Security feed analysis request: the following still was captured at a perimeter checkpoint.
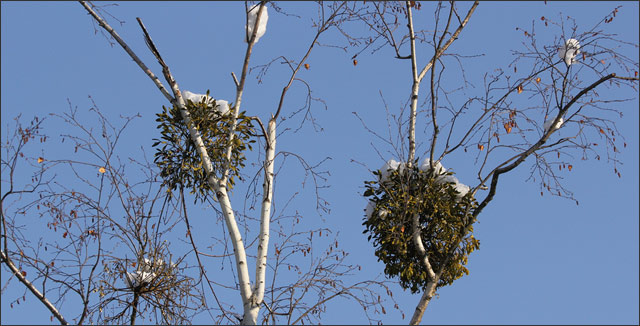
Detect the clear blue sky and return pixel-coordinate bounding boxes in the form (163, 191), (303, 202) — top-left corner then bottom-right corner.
(2, 1), (638, 324)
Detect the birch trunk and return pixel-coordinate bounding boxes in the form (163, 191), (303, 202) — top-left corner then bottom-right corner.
(402, 2), (480, 324)
(216, 188), (253, 311)
(79, 3), (316, 324)
(243, 118), (276, 324)
(406, 1), (419, 166)
(409, 280), (437, 325)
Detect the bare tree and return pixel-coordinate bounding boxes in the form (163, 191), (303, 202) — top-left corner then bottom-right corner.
(0, 1), (399, 325)
(1, 100), (206, 324)
(3, 2), (635, 325)
(79, 0), (337, 322)
(344, 1), (638, 324)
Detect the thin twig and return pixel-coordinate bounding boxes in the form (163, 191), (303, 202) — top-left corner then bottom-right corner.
(78, 1), (173, 102)
(1, 251), (68, 325)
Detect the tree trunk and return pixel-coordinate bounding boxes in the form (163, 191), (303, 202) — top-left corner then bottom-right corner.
(242, 119), (277, 325)
(409, 280), (437, 325)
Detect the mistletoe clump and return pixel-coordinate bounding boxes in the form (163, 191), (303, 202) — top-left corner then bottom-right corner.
(362, 161), (480, 293)
(153, 91), (255, 201)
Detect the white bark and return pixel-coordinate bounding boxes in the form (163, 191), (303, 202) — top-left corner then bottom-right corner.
(78, 1), (173, 103)
(1, 251), (68, 325)
(407, 2), (435, 285)
(403, 2), (480, 324)
(406, 1), (420, 166)
(233, 5), (268, 325)
(172, 67), (256, 325)
(80, 3), (335, 325)
(172, 88), (221, 187)
(147, 6), (267, 320)
(405, 7), (439, 325)
(411, 214), (436, 280)
(223, 2), (266, 186)
(409, 280), (437, 325)
(162, 5), (268, 323)
(245, 118), (276, 323)
(80, 2), (258, 321)
(415, 2), (480, 83)
(217, 187), (253, 309)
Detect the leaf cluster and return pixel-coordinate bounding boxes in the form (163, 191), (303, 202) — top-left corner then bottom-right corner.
(362, 165), (480, 293)
(152, 92), (255, 201)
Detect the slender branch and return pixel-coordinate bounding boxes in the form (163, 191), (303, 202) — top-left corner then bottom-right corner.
(403, 2), (479, 323)
(250, 4), (347, 321)
(1, 251), (68, 325)
(416, 76), (635, 321)
(231, 72), (240, 88)
(474, 73), (620, 219)
(291, 290), (346, 325)
(273, 2), (346, 120)
(78, 1), (173, 102)
(82, 3), (255, 319)
(428, 2), (455, 169)
(81, 0), (222, 190)
(411, 214), (435, 279)
(416, 1), (479, 82)
(250, 119), (276, 313)
(134, 17), (222, 189)
(251, 116), (269, 142)
(406, 1), (419, 165)
(180, 187), (232, 324)
(136, 17), (167, 67)
(222, 2), (265, 186)
(374, 3), (404, 59)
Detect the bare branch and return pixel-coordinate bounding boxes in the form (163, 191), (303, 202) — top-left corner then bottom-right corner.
(1, 251), (68, 325)
(78, 1), (173, 102)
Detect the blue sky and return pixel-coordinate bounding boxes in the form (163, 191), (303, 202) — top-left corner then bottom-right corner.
(1, 1), (638, 324)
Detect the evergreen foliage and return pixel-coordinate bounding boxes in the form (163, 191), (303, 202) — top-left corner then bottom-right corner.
(363, 164), (480, 293)
(152, 91), (255, 201)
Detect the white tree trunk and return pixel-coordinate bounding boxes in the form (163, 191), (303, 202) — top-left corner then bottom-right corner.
(80, 3), (291, 324)
(406, 1), (420, 165)
(216, 188), (254, 310)
(243, 118), (277, 324)
(403, 2), (480, 324)
(411, 214), (436, 280)
(409, 280), (437, 325)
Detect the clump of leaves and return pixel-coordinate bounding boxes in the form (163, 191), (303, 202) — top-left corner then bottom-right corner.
(153, 91), (255, 202)
(363, 164), (480, 293)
